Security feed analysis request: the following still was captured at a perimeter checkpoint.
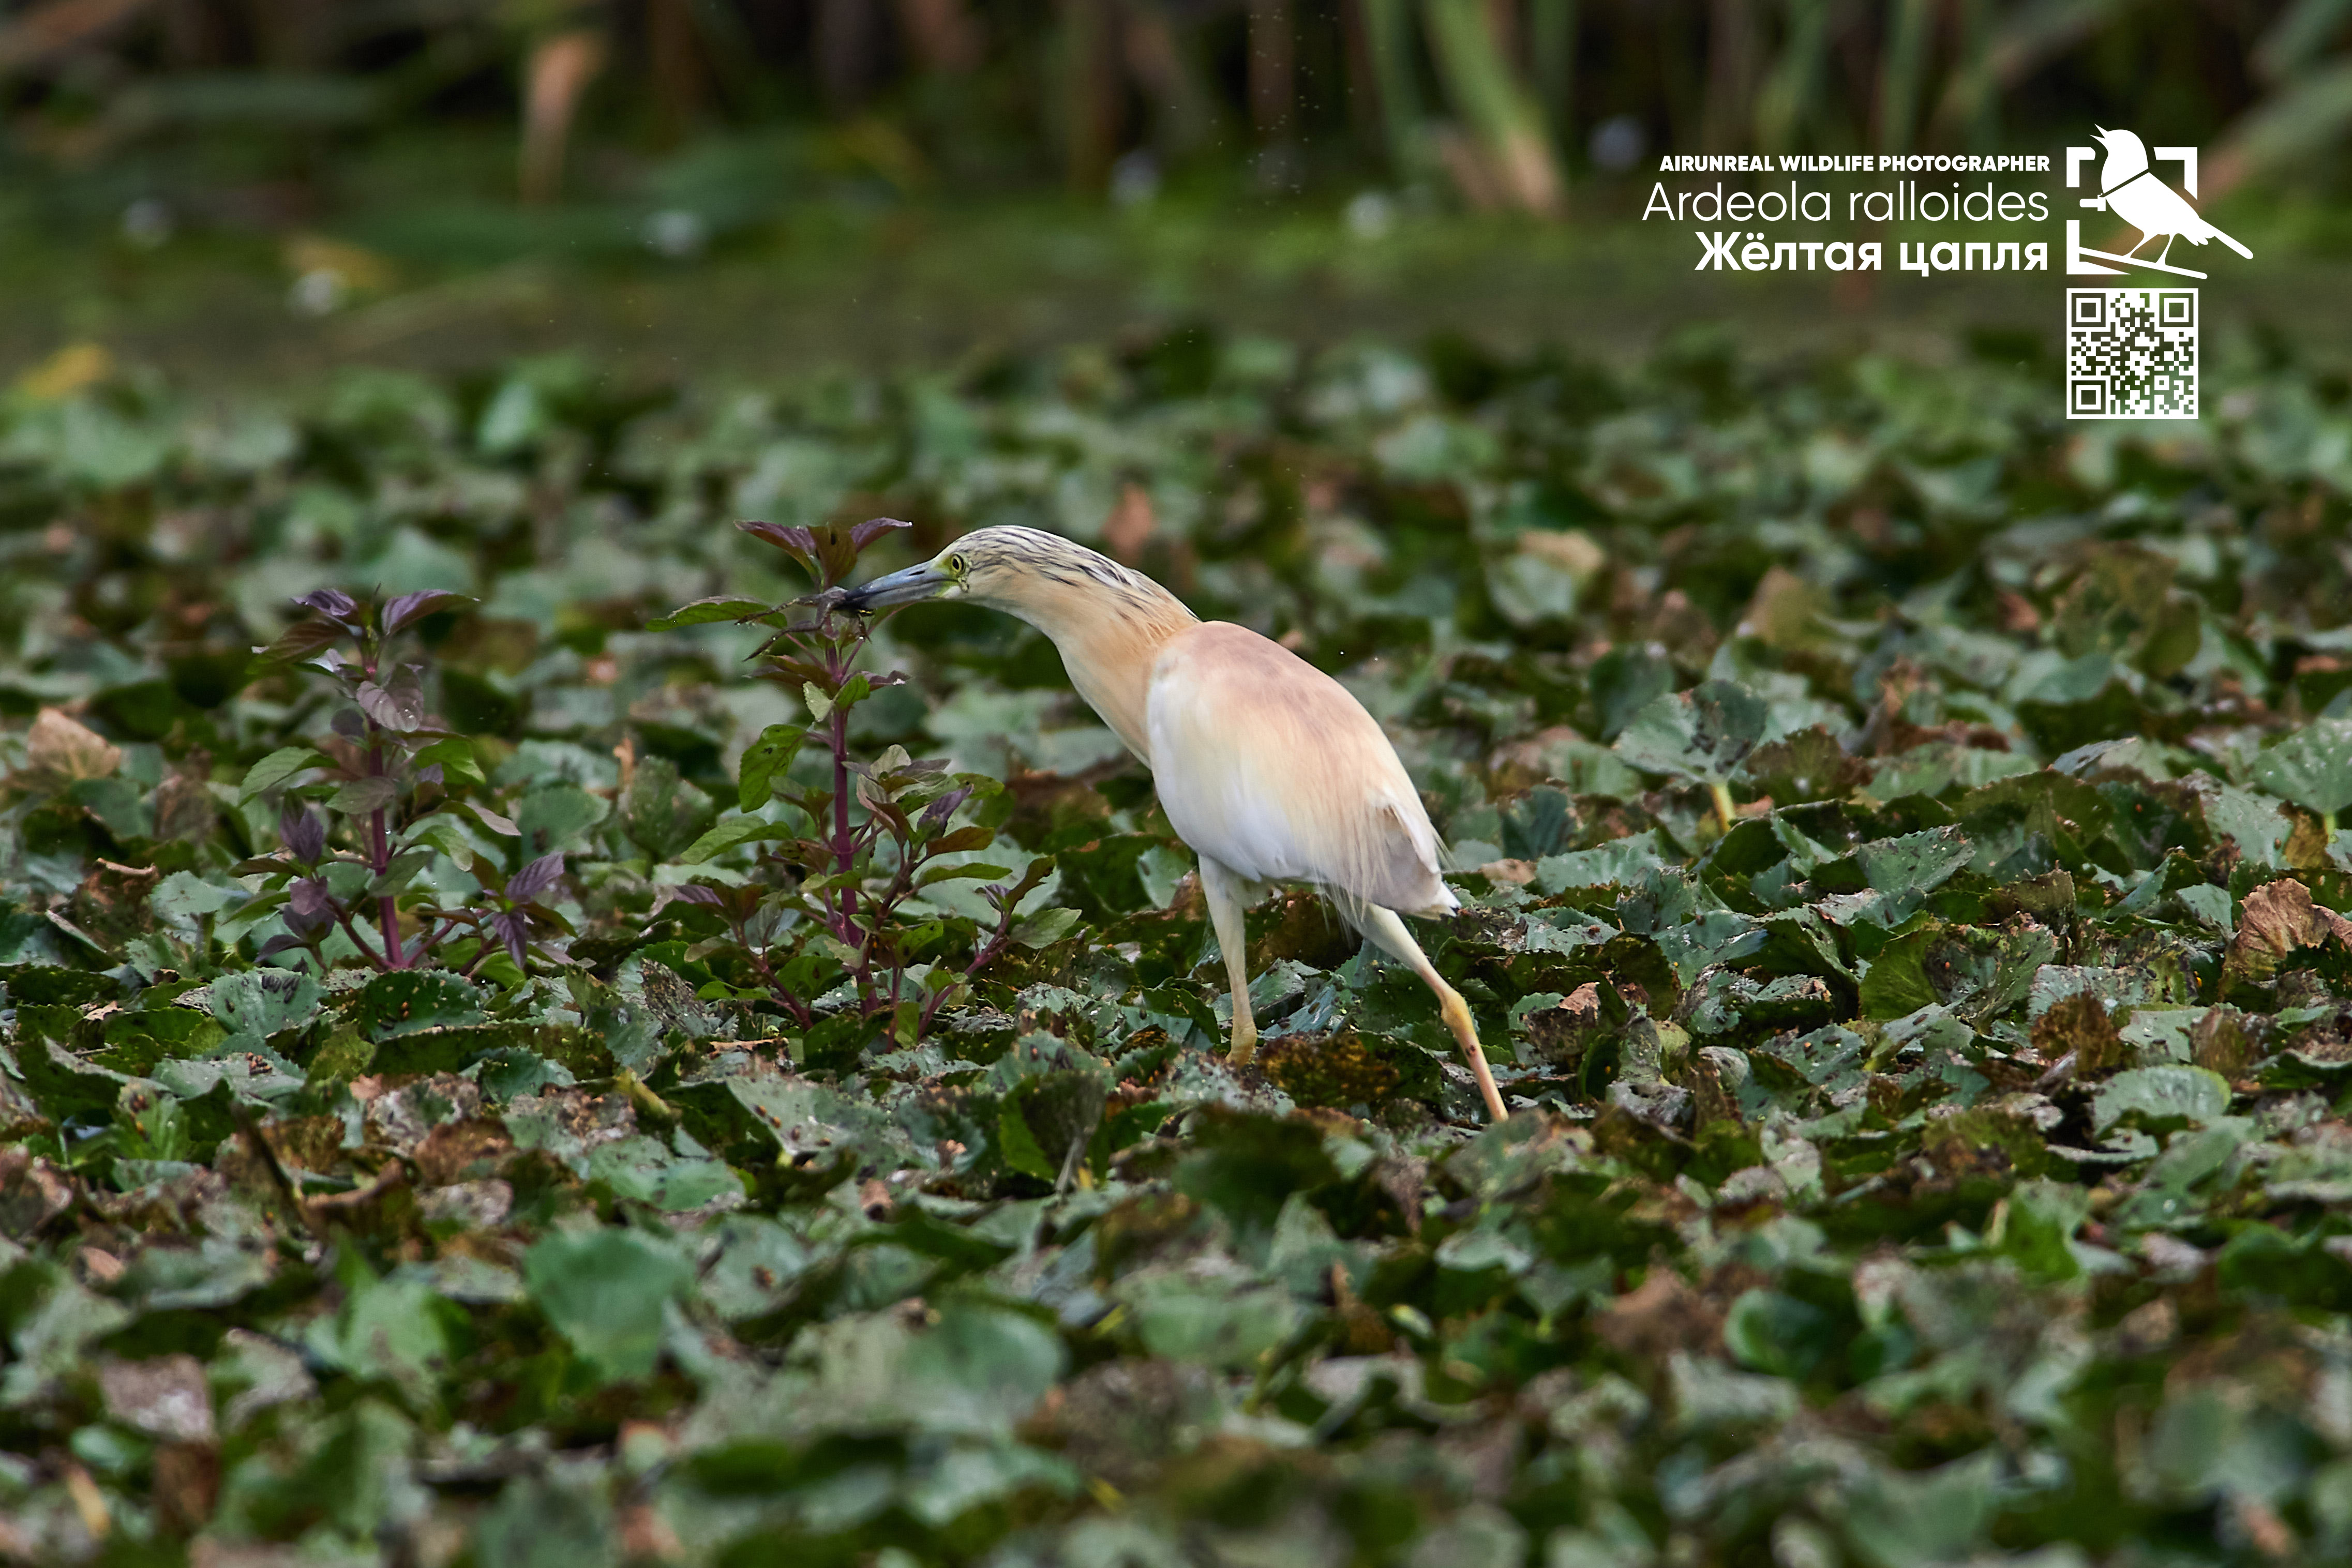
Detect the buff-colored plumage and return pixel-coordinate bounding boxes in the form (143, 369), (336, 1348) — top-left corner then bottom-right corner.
(844, 525), (1508, 1122)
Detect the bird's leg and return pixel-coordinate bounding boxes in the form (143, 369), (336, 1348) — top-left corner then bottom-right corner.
(1359, 907), (1508, 1123)
(1199, 858), (1259, 1067)
(2155, 232), (2176, 267)
(2123, 230), (2160, 258)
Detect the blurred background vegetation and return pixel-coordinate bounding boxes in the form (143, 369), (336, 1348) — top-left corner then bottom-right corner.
(3, 0), (2351, 382)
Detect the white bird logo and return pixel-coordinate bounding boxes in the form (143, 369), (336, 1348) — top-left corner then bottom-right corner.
(2084, 126), (2252, 269)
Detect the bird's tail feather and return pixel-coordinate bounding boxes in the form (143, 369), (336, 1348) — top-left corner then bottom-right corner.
(2215, 229), (2252, 259)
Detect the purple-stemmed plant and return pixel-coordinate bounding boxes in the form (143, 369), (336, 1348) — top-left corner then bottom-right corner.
(234, 589), (547, 975)
(653, 519), (1054, 1051)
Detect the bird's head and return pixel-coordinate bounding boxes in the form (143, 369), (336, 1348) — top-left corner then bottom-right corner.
(2093, 126), (2148, 163)
(838, 525), (1188, 634)
(834, 546), (971, 611)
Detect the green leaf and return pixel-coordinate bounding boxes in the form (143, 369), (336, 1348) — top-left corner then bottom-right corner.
(329, 775), (402, 816)
(206, 969), (323, 1039)
(2252, 717), (2352, 817)
(1127, 1276), (1304, 1371)
(1536, 831), (1669, 893)
(238, 746), (332, 804)
(1589, 642), (1677, 742)
(1011, 907), (1082, 948)
(1860, 928), (1940, 1019)
(1722, 1288), (1835, 1380)
(678, 815), (795, 864)
(583, 1134), (746, 1211)
(998, 1069), (1108, 1181)
(402, 811), (478, 858)
(621, 753), (715, 862)
(646, 595), (775, 631)
(2092, 1065), (2233, 1134)
(523, 1229), (694, 1382)
(414, 736), (486, 786)
(151, 871), (238, 924)
(1846, 1452), (2001, 1567)
(517, 781), (608, 854)
(357, 970), (486, 1038)
(736, 722), (807, 812)
(1614, 680), (1771, 785)
(1853, 826), (1973, 894)
(895, 1302), (1067, 1436)
(918, 860), (1012, 888)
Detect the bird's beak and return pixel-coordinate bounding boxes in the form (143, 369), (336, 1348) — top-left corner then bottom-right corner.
(839, 560), (953, 613)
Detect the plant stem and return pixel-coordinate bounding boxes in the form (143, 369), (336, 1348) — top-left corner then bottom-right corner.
(367, 738), (406, 969)
(830, 704), (855, 922)
(821, 608), (860, 939)
(740, 939), (812, 1026)
(332, 906), (388, 970)
(357, 632), (407, 970)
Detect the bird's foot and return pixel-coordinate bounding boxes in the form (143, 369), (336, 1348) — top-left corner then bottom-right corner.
(1225, 1025), (1258, 1069)
(1439, 991), (1509, 1124)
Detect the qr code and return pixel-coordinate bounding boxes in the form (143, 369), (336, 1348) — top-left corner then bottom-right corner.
(2066, 289), (2197, 419)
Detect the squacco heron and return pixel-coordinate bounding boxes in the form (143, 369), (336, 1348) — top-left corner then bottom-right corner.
(843, 525), (1509, 1123)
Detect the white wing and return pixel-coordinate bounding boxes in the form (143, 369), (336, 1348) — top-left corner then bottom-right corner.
(1145, 622), (1454, 917)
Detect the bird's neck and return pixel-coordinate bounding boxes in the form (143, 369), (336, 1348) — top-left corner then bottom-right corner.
(991, 578), (1195, 764)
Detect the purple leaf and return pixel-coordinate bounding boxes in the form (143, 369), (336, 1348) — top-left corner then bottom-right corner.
(849, 517), (913, 552)
(382, 590), (473, 635)
(920, 786), (974, 834)
(281, 806), (325, 864)
(663, 883), (724, 906)
(293, 589), (361, 625)
(355, 665), (425, 733)
(252, 619), (344, 668)
(738, 520), (820, 578)
(286, 878), (332, 934)
(505, 851), (567, 902)
(490, 909), (532, 969)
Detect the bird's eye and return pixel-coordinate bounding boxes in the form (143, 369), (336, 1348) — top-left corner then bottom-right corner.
(947, 553), (967, 574)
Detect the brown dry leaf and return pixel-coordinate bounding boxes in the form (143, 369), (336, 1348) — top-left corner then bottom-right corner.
(99, 1354), (215, 1444)
(1594, 1267), (1718, 1359)
(153, 1442), (221, 1532)
(2190, 1006), (2261, 1077)
(1521, 982), (1604, 1067)
(2031, 993), (2124, 1076)
(2225, 878), (2352, 985)
(0, 1149), (76, 1238)
(21, 706), (122, 789)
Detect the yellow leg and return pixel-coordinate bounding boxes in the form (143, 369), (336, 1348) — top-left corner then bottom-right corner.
(1199, 857), (1259, 1066)
(1359, 906), (1508, 1123)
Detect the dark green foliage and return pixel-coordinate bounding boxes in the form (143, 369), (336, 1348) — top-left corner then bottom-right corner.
(8, 331), (2352, 1565)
